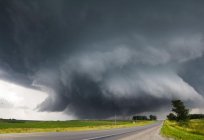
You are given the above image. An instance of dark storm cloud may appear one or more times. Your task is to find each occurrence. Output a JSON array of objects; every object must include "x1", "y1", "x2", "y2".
[
  {"x1": 179, "y1": 56, "x2": 204, "y2": 96},
  {"x1": 0, "y1": 0, "x2": 204, "y2": 118}
]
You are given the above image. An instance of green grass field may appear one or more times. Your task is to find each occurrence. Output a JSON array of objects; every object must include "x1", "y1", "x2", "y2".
[
  {"x1": 0, "y1": 119, "x2": 155, "y2": 134},
  {"x1": 161, "y1": 119, "x2": 204, "y2": 140}
]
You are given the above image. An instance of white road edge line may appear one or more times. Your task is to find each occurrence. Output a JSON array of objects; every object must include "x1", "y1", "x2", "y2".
[
  {"x1": 82, "y1": 132, "x2": 126, "y2": 140},
  {"x1": 82, "y1": 128, "x2": 145, "y2": 140},
  {"x1": 82, "y1": 122, "x2": 161, "y2": 140}
]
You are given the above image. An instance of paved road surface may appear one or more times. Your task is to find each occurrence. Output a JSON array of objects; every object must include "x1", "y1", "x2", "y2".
[{"x1": 0, "y1": 121, "x2": 165, "y2": 140}]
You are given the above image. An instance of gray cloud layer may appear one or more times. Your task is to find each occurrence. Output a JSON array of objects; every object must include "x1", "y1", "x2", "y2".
[{"x1": 0, "y1": 0, "x2": 204, "y2": 118}]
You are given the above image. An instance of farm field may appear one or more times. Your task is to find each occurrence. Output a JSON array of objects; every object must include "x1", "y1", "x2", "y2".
[
  {"x1": 161, "y1": 119, "x2": 204, "y2": 140},
  {"x1": 0, "y1": 119, "x2": 155, "y2": 134}
]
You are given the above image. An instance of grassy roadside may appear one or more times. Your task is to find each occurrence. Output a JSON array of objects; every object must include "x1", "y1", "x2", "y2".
[
  {"x1": 161, "y1": 119, "x2": 204, "y2": 140},
  {"x1": 0, "y1": 120, "x2": 155, "y2": 134}
]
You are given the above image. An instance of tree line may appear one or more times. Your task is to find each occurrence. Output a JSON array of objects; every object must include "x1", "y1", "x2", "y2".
[{"x1": 132, "y1": 115, "x2": 157, "y2": 121}]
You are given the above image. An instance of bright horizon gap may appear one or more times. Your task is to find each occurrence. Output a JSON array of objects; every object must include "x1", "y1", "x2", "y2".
[{"x1": 0, "y1": 79, "x2": 73, "y2": 120}]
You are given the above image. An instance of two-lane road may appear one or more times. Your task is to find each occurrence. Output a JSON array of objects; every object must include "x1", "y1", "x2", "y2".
[{"x1": 0, "y1": 121, "x2": 165, "y2": 140}]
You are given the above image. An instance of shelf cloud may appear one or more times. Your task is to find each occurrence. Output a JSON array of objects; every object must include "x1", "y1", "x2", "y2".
[{"x1": 0, "y1": 0, "x2": 204, "y2": 119}]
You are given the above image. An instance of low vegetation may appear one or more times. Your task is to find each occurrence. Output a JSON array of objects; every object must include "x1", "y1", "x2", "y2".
[
  {"x1": 161, "y1": 120, "x2": 204, "y2": 140},
  {"x1": 0, "y1": 119, "x2": 155, "y2": 134}
]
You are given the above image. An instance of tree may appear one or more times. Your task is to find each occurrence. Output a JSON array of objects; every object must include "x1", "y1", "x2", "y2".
[
  {"x1": 167, "y1": 113, "x2": 176, "y2": 120},
  {"x1": 132, "y1": 115, "x2": 148, "y2": 120},
  {"x1": 149, "y1": 115, "x2": 157, "y2": 120},
  {"x1": 168, "y1": 100, "x2": 189, "y2": 122}
]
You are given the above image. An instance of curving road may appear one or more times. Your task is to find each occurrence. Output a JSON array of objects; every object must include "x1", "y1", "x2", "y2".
[{"x1": 0, "y1": 121, "x2": 165, "y2": 140}]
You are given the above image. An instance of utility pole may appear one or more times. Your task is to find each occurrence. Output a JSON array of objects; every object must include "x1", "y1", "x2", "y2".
[{"x1": 115, "y1": 113, "x2": 116, "y2": 125}]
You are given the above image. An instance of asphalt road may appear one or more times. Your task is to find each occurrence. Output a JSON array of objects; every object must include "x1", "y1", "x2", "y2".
[{"x1": 0, "y1": 121, "x2": 163, "y2": 140}]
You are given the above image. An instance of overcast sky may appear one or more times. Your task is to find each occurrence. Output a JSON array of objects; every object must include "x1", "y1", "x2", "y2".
[{"x1": 0, "y1": 0, "x2": 204, "y2": 120}]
